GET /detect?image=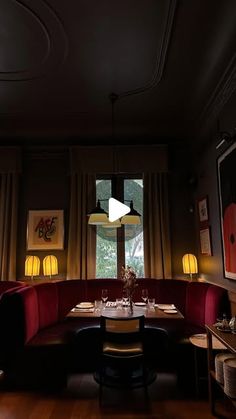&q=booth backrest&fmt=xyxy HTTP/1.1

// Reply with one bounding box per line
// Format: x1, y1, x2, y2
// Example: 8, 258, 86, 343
0, 278, 229, 346
154, 280, 187, 316
135, 278, 161, 302
205, 284, 229, 325
57, 280, 86, 320
185, 282, 209, 328
35, 283, 59, 329
0, 280, 25, 298
185, 282, 229, 328
84, 279, 124, 302
0, 286, 39, 345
